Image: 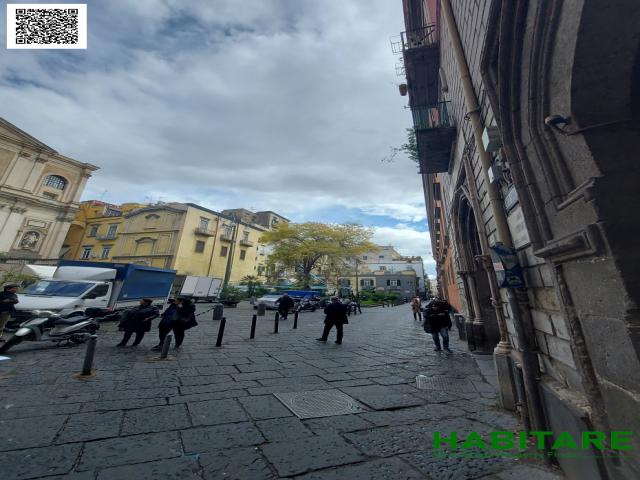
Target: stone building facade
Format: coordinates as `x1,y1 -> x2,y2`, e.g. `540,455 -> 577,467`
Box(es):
399,1 -> 640,478
0,118 -> 98,260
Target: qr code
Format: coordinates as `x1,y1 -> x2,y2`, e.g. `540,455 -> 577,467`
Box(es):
7,4 -> 87,49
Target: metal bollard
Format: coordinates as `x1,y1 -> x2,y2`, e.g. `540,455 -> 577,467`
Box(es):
160,333 -> 172,359
293,311 -> 299,329
81,335 -> 98,376
216,317 -> 226,347
250,314 -> 257,339
274,312 -> 279,334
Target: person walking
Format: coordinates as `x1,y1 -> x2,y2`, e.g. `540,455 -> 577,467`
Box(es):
278,292 -> 295,320
410,296 -> 422,321
423,295 -> 453,352
164,297 -> 198,349
151,298 -> 177,351
0,284 -> 19,342
316,297 -> 348,344
116,298 -> 159,347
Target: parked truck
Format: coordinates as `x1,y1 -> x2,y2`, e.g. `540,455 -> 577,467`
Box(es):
171,275 -> 222,302
14,261 -> 176,322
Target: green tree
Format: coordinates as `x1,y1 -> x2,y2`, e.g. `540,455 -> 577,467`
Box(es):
239,275 -> 261,297
0,270 -> 38,288
260,223 -> 377,289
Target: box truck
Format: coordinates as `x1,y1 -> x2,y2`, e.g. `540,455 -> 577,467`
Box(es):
172,275 -> 222,302
14,261 -> 176,321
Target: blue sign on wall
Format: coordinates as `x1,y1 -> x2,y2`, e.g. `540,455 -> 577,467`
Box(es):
489,243 -> 526,288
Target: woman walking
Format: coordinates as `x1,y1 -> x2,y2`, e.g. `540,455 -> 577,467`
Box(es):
117,298 -> 159,347
152,297 -> 197,350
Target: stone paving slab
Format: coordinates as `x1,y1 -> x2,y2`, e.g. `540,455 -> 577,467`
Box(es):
0,302 -> 565,479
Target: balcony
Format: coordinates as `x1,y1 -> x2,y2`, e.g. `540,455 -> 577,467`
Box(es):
194,227 -> 216,237
394,25 -> 440,108
220,232 -> 233,242
413,102 -> 456,174
96,233 -> 117,240
240,239 -> 254,247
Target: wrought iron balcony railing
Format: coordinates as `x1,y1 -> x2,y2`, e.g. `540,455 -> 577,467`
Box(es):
194,227 -> 216,236
412,101 -> 454,130
391,24 -> 437,54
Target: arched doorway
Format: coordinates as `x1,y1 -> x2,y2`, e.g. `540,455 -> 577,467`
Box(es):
452,190 -> 500,353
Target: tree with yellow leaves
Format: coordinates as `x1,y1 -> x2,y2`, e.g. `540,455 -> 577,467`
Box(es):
260,222 -> 377,289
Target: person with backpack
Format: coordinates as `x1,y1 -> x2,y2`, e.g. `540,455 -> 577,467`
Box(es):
423,295 -> 453,352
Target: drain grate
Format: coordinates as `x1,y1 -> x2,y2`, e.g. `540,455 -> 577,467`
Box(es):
274,389 -> 367,419
416,375 -> 475,392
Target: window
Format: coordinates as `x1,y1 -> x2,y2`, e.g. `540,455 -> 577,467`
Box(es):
199,217 -> 209,230
107,224 -> 118,237
104,208 -> 121,217
101,246 -> 112,259
223,225 -> 232,237
195,240 -> 205,253
433,182 -> 442,200
257,266 -> 265,275
360,279 -> 374,287
88,225 -> 99,237
242,231 -> 249,241
387,279 -> 401,287
220,246 -> 228,257
379,255 -> 384,259
239,250 -> 247,260
81,246 -> 92,259
88,284 -> 110,298
43,175 -> 66,190
362,255 -> 368,260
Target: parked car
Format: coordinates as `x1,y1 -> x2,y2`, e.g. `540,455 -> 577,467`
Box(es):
254,294 -> 282,310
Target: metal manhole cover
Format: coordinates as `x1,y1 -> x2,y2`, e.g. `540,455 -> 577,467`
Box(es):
416,375 -> 474,392
274,389 -> 367,419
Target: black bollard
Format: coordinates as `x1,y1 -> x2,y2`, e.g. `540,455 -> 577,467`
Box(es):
216,317 -> 227,347
250,314 -> 257,339
293,311 -> 299,329
274,312 -> 279,334
160,333 -> 172,359
81,335 -> 98,376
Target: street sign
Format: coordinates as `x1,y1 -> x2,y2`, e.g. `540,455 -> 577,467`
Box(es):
489,243 -> 526,288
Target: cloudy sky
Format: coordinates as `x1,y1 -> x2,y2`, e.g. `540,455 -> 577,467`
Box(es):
0,0 -> 434,274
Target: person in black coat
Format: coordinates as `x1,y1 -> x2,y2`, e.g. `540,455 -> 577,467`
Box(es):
117,298 -> 159,347
278,293 -> 295,320
151,298 -> 177,351
0,284 -> 19,342
423,296 -> 453,352
316,297 -> 349,344
161,297 -> 198,349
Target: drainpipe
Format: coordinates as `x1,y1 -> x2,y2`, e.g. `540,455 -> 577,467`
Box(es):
441,0 -> 547,432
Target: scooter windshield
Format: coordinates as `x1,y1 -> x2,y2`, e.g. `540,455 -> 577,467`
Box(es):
22,280 -> 94,297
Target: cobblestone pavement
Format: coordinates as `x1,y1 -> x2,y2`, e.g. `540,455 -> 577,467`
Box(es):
0,303 -> 565,479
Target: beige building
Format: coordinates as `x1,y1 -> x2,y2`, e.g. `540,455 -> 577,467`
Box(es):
62,202 -> 284,285
0,118 -> 98,259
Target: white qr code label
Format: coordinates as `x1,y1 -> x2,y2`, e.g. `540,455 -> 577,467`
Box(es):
7,4 -> 87,49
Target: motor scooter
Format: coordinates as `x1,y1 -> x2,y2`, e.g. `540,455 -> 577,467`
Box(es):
0,310 -> 99,353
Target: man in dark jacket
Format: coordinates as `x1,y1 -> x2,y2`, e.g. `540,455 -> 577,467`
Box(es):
317,297 -> 348,344
423,296 -> 453,352
151,298 -> 177,351
0,284 -> 19,342
278,293 -> 295,320
152,297 -> 198,349
117,298 -> 159,347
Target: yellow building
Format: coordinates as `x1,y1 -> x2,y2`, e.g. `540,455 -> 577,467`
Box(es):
63,202 -> 282,284
62,201 -> 146,261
